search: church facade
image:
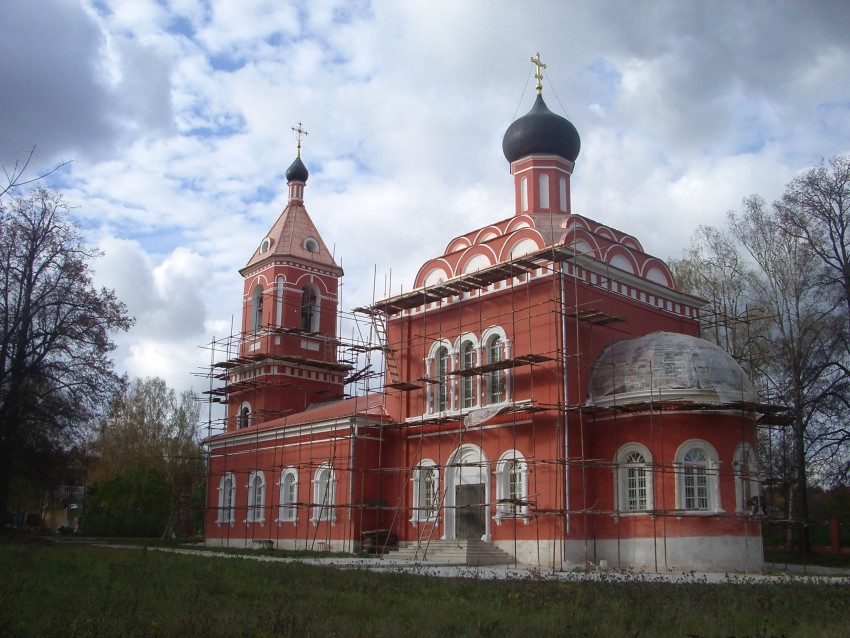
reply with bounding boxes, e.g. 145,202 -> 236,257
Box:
205,63 -> 764,572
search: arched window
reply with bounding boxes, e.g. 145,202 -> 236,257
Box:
495,451 -> 529,522
559,176 -> 567,212
486,335 -> 504,404
675,440 -> 721,512
539,173 -> 549,209
312,463 -> 336,524
300,285 -> 320,332
411,460 -> 439,523
217,473 -> 236,525
435,345 -> 450,413
520,176 -> 528,211
460,340 -> 476,409
278,468 -> 298,523
247,471 -> 266,524
237,403 -> 251,429
734,443 -> 760,516
251,284 -> 264,332
275,276 -> 285,327
615,443 -> 653,513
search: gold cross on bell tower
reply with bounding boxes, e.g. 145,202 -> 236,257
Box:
530,52 -> 546,94
292,121 -> 309,157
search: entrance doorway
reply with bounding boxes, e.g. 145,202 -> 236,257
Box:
455,483 -> 486,540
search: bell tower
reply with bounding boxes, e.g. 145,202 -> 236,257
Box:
225,124 -> 347,430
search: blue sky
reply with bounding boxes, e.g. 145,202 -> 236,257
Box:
2,0 -> 849,397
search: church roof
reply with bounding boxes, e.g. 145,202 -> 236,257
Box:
502,93 -> 581,163
240,201 -> 341,274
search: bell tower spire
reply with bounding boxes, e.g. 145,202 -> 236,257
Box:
286,122 -> 310,203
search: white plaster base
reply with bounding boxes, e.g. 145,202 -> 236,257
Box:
493,535 -> 763,573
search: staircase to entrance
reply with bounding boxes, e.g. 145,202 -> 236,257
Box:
390,540 -> 515,566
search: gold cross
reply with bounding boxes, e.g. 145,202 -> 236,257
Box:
530,52 -> 546,94
292,122 -> 309,157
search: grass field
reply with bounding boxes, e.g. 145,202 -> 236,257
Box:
2,542 -> 849,637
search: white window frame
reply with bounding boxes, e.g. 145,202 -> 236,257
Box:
251,284 -> 265,333
733,443 -> 760,516
277,467 -> 299,524
312,463 -> 336,525
237,402 -> 251,429
246,471 -> 266,524
300,284 -> 320,332
674,439 -> 722,513
457,335 -> 479,410
275,276 -> 285,327
410,459 -> 440,524
425,340 -> 453,415
614,443 -> 653,515
539,173 -> 549,209
494,450 -> 529,524
217,472 -> 236,525
481,327 -> 510,406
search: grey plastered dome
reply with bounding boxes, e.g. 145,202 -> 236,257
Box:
587,331 -> 756,407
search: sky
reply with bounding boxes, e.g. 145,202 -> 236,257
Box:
2,0 -> 849,400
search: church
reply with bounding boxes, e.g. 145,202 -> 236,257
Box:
204,56 -> 764,572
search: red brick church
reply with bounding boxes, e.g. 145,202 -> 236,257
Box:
205,57 -> 764,572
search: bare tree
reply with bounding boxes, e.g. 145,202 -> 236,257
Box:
777,155 -> 850,322
0,188 -> 132,526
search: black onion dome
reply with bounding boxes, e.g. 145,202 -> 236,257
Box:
285,156 -> 309,182
502,94 -> 581,163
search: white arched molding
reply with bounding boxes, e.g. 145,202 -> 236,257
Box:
311,462 -> 337,525
608,253 -> 636,274
237,402 -> 252,429
423,267 -> 448,288
494,450 -> 530,524
246,471 -> 266,525
275,276 -> 285,327
645,266 -> 671,287
425,339 -> 453,414
481,326 -> 511,405
462,253 -> 492,274
443,444 -> 491,541
674,439 -> 722,514
454,333 -> 481,411
251,284 -> 264,332
410,459 -> 439,525
508,238 -> 540,260
733,443 -> 760,516
277,467 -> 298,524
613,443 -> 654,516
216,473 -> 236,525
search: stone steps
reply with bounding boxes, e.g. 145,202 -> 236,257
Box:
391,539 -> 515,566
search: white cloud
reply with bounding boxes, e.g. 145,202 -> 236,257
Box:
3,0 -> 849,397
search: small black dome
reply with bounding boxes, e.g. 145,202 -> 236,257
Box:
286,156 -> 309,182
502,94 -> 581,163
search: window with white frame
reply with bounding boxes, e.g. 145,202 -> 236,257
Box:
539,173 -> 549,209
251,284 -> 264,332
237,402 -> 251,429
246,471 -> 266,523
675,440 -> 721,512
733,443 -> 760,515
435,345 -> 450,412
411,460 -> 439,523
278,468 -> 298,523
312,463 -> 336,524
217,473 -> 236,525
615,443 -> 653,513
485,334 -> 504,404
495,451 -> 529,522
275,276 -> 285,327
460,340 -> 477,409
300,285 -> 320,332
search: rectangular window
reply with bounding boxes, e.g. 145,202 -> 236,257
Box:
684,468 -> 708,509
627,467 -> 647,511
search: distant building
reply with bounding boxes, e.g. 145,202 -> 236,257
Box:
205,61 -> 764,572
